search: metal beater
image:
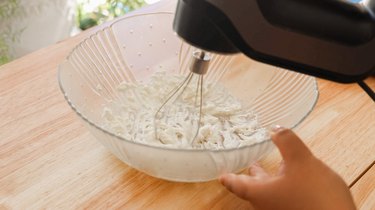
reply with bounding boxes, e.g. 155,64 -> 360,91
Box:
154,51 -> 211,145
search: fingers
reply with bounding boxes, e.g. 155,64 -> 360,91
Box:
220,164 -> 271,200
277,160 -> 287,175
219,173 -> 255,200
271,126 -> 313,164
219,127 -> 314,201
248,163 -> 270,179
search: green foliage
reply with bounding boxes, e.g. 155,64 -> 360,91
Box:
0,39 -> 10,65
0,0 -> 18,18
77,0 -> 146,30
0,0 -> 19,65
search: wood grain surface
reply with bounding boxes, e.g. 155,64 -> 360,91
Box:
1,1 -> 374,209
352,164 -> 375,210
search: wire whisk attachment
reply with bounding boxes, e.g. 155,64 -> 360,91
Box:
154,51 -> 211,146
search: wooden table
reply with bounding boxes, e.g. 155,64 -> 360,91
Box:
1,1 -> 374,209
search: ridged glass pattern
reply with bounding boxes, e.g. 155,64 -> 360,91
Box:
58,12 -> 318,182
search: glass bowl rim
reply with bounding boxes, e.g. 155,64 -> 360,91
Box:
57,12 -> 319,153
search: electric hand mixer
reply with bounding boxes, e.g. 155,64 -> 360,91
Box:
155,0 -> 375,144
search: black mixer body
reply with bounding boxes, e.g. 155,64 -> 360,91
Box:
173,0 -> 375,83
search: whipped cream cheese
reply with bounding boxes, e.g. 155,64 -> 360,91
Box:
102,71 -> 268,149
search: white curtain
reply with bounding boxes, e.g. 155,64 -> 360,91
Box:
3,0 -> 76,59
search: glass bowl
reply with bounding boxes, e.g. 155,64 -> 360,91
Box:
58,12 -> 318,182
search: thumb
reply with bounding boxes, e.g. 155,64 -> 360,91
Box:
271,126 -> 313,164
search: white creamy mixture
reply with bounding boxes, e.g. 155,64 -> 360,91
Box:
102,71 -> 268,149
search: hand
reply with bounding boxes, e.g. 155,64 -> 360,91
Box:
219,127 -> 356,210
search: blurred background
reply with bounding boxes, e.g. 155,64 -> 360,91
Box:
0,0 -> 160,65
0,0 -> 362,66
